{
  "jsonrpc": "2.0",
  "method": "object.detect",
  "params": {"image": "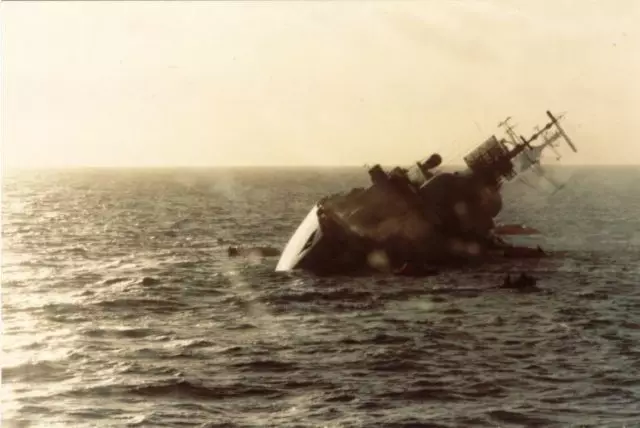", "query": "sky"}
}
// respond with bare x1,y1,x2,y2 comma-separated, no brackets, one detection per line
2,0,639,168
